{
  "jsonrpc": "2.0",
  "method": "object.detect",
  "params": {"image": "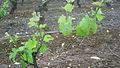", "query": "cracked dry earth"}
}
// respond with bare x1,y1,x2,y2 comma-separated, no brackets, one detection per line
0,0,120,68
